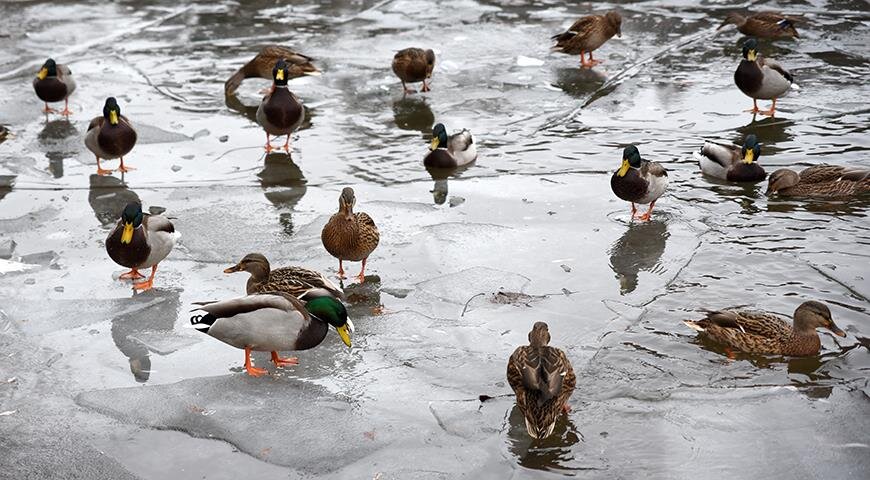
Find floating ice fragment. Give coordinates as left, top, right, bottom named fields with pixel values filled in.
left=516, top=56, right=544, bottom=67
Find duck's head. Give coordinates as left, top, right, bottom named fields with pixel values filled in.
left=36, top=58, right=57, bottom=80
left=118, top=202, right=143, bottom=245
left=103, top=97, right=122, bottom=125
left=741, top=134, right=761, bottom=164
left=718, top=12, right=746, bottom=30
left=794, top=301, right=845, bottom=337
left=224, top=253, right=270, bottom=278
left=617, top=145, right=642, bottom=177
left=272, top=59, right=290, bottom=86
left=425, top=49, right=436, bottom=78
left=338, top=187, right=356, bottom=219
left=430, top=123, right=449, bottom=151
left=742, top=38, right=758, bottom=61
left=605, top=11, right=622, bottom=37
left=765, top=168, right=800, bottom=195
left=305, top=295, right=354, bottom=347
left=528, top=321, right=551, bottom=347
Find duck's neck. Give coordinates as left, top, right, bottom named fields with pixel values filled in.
left=245, top=263, right=271, bottom=290
left=786, top=326, right=821, bottom=356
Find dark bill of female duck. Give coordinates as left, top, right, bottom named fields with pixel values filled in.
left=695, top=134, right=766, bottom=183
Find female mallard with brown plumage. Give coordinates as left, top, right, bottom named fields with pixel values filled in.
left=551, top=11, right=622, bottom=68
left=321, top=187, right=379, bottom=283
left=33, top=58, right=76, bottom=116
left=767, top=165, right=870, bottom=197
left=225, top=45, right=319, bottom=95
left=224, top=253, right=343, bottom=299
left=424, top=123, right=477, bottom=169
left=106, top=202, right=179, bottom=291
left=684, top=301, right=846, bottom=356
left=191, top=291, right=353, bottom=377
left=718, top=11, right=799, bottom=38
left=695, top=134, right=766, bottom=183
left=256, top=60, right=305, bottom=153
left=391, top=48, right=435, bottom=94
left=507, top=322, right=575, bottom=440
left=85, top=97, right=138, bottom=175
left=611, top=145, right=668, bottom=221
left=734, top=38, right=793, bottom=116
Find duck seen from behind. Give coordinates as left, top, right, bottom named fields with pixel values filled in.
left=767, top=165, right=870, bottom=197
left=224, top=253, right=343, bottom=298
left=551, top=11, right=622, bottom=68
left=391, top=48, right=435, bottom=94
left=225, top=45, right=319, bottom=95
left=734, top=38, right=793, bottom=116
left=85, top=97, right=137, bottom=175
left=33, top=58, right=76, bottom=117
left=611, top=145, right=668, bottom=221
left=695, top=134, right=766, bottom=183
left=105, top=202, right=179, bottom=291
left=321, top=187, right=380, bottom=283
left=718, top=11, right=799, bottom=39
left=424, top=123, right=477, bottom=169
left=191, top=291, right=353, bottom=377
left=256, top=60, right=305, bottom=153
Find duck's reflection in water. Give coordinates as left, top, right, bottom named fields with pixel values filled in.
left=506, top=404, right=582, bottom=471
left=608, top=219, right=669, bottom=294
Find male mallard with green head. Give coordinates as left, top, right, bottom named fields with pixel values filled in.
left=33, top=58, right=76, bottom=116
left=391, top=48, right=435, bottom=94
left=695, top=134, right=766, bottom=183
left=734, top=38, right=793, bottom=116
left=424, top=123, right=477, bottom=169
left=684, top=301, right=846, bottom=356
left=321, top=187, right=379, bottom=283
left=718, top=12, right=799, bottom=39
left=106, top=202, right=179, bottom=291
left=224, top=253, right=343, bottom=298
left=191, top=291, right=353, bottom=377
left=256, top=60, right=305, bottom=153
left=611, top=145, right=668, bottom=221
left=85, top=97, right=138, bottom=175
left=507, top=322, right=576, bottom=440
left=767, top=165, right=870, bottom=197
left=551, top=11, right=622, bottom=68
left=225, top=45, right=319, bottom=95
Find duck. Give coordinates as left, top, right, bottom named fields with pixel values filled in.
left=391, top=48, right=435, bottom=94
left=611, top=145, right=668, bottom=221
left=684, top=301, right=846, bottom=357
left=223, top=252, right=343, bottom=298
left=191, top=291, right=353, bottom=377
left=695, top=134, right=766, bottom=183
left=551, top=11, right=622, bottom=68
left=766, top=165, right=870, bottom=197
left=225, top=45, right=319, bottom=95
left=718, top=12, right=799, bottom=38
left=424, top=123, right=477, bottom=169
left=321, top=187, right=379, bottom=283
left=85, top=97, right=138, bottom=175
left=507, top=322, right=576, bottom=440
left=734, top=38, right=793, bottom=116
left=106, top=202, right=180, bottom=291
left=256, top=60, right=305, bottom=153
left=33, top=58, right=76, bottom=117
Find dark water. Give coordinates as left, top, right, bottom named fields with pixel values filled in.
left=0, top=1, right=868, bottom=478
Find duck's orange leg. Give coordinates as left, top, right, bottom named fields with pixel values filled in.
left=587, top=51, right=601, bottom=66
left=637, top=201, right=656, bottom=222
left=745, top=98, right=760, bottom=113
left=271, top=351, right=299, bottom=367
left=60, top=98, right=73, bottom=117
left=42, top=103, right=57, bottom=114
left=96, top=156, right=113, bottom=176
left=119, top=268, right=144, bottom=280
left=421, top=79, right=431, bottom=92
left=357, top=257, right=368, bottom=284
left=401, top=81, right=415, bottom=95
left=630, top=202, right=638, bottom=219
left=758, top=98, right=777, bottom=117
left=282, top=135, right=291, bottom=152
left=337, top=259, right=346, bottom=279
left=132, top=265, right=157, bottom=291
left=264, top=133, right=273, bottom=153
left=579, top=51, right=595, bottom=68
left=117, top=156, right=135, bottom=173
left=245, top=347, right=268, bottom=377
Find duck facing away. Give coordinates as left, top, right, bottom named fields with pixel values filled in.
left=225, top=45, right=319, bottom=95
left=507, top=322, right=576, bottom=440
left=767, top=165, right=870, bottom=197
left=106, top=202, right=179, bottom=291
left=224, top=253, right=343, bottom=298
left=85, top=97, right=138, bottom=175
left=684, top=301, right=845, bottom=357
left=191, top=292, right=353, bottom=377
left=734, top=38, right=793, bottom=116
left=424, top=123, right=478, bottom=169
left=321, top=187, right=379, bottom=283
left=392, top=48, right=435, bottom=94
left=551, top=11, right=622, bottom=68
left=695, top=134, right=766, bottom=183
left=256, top=60, right=305, bottom=153
left=611, top=145, right=668, bottom=221
left=33, top=58, right=76, bottom=116
left=718, top=12, right=799, bottom=39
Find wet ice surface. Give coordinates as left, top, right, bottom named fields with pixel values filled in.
left=1, top=0, right=869, bottom=478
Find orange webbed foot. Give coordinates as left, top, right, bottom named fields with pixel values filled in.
left=271, top=352, right=299, bottom=367
left=637, top=212, right=651, bottom=222
left=264, top=143, right=274, bottom=153
left=132, top=279, right=154, bottom=291
left=245, top=365, right=269, bottom=377
left=96, top=167, right=114, bottom=176
left=119, top=269, right=144, bottom=280
left=356, top=272, right=366, bottom=284
left=117, top=164, right=136, bottom=173
left=60, top=108, right=73, bottom=117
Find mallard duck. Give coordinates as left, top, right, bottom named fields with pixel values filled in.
left=684, top=301, right=845, bottom=356
left=256, top=60, right=305, bottom=153
left=766, top=165, right=870, bottom=197
left=695, top=134, right=766, bottom=182
left=424, top=123, right=477, bottom=169
left=734, top=38, right=793, bottom=116
left=106, top=202, right=179, bottom=291
left=85, top=97, right=138, bottom=175
left=225, top=45, right=319, bottom=95
left=507, top=322, right=576, bottom=440
left=321, top=187, right=379, bottom=283
left=33, top=58, right=76, bottom=116
left=191, top=291, right=353, bottom=377
left=718, top=12, right=799, bottom=38
left=611, top=145, right=668, bottom=221
left=551, top=11, right=622, bottom=68
left=391, top=48, right=435, bottom=94
left=224, top=252, right=343, bottom=298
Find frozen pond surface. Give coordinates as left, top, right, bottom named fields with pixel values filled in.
left=1, top=0, right=869, bottom=478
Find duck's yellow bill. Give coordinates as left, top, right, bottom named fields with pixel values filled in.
left=743, top=149, right=754, bottom=164
left=276, top=69, right=285, bottom=81
left=336, top=324, right=352, bottom=348
left=747, top=50, right=757, bottom=62
left=430, top=137, right=440, bottom=151
left=617, top=159, right=630, bottom=177
left=109, top=110, right=119, bottom=125
left=121, top=223, right=134, bottom=244
left=37, top=68, right=48, bottom=80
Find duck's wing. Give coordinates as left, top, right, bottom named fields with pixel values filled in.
left=194, top=292, right=300, bottom=318
left=799, top=164, right=845, bottom=184
left=759, top=56, right=793, bottom=83
left=703, top=309, right=791, bottom=338
left=87, top=116, right=103, bottom=132
left=552, top=16, right=597, bottom=42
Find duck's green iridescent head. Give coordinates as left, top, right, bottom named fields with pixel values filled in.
left=103, top=97, right=122, bottom=125
left=119, top=202, right=143, bottom=244
left=617, top=145, right=642, bottom=177
left=305, top=295, right=354, bottom=347
left=742, top=38, right=758, bottom=62
left=741, top=134, right=761, bottom=164
left=272, top=59, right=290, bottom=86
left=430, top=123, right=448, bottom=151
left=37, top=58, right=57, bottom=80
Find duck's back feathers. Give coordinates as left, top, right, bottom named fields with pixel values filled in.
left=392, top=48, right=434, bottom=83
left=507, top=344, right=575, bottom=439
left=769, top=165, right=870, bottom=197
left=552, top=14, right=620, bottom=54
left=225, top=45, right=318, bottom=95
left=250, top=265, right=343, bottom=298
left=696, top=141, right=766, bottom=182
